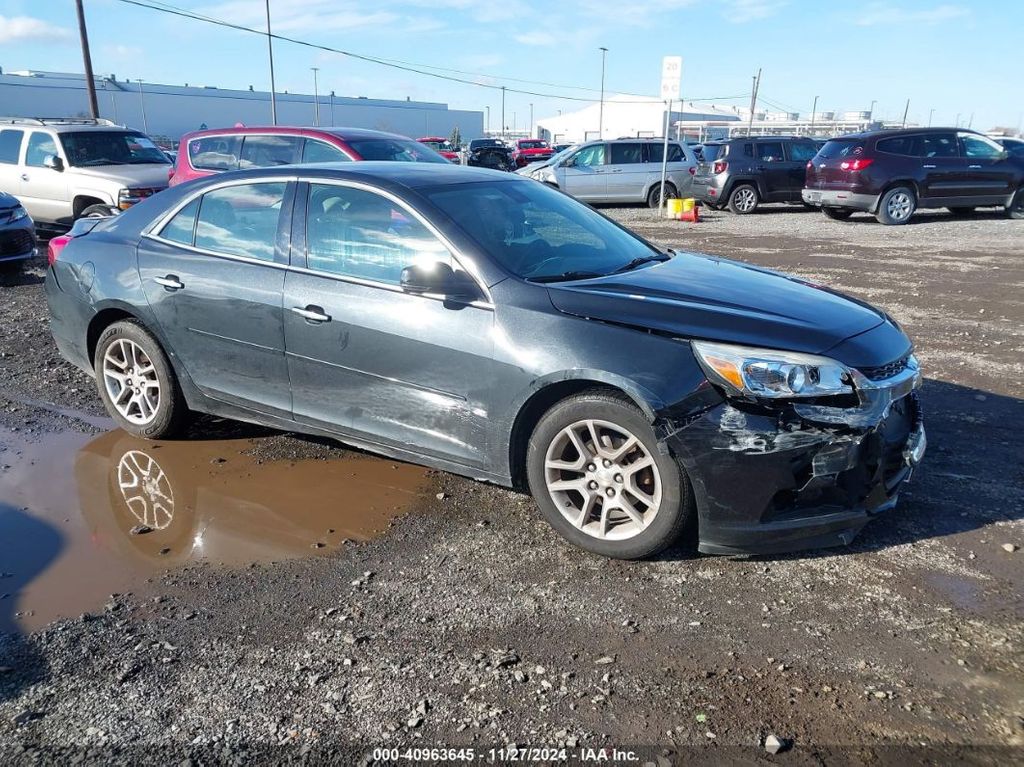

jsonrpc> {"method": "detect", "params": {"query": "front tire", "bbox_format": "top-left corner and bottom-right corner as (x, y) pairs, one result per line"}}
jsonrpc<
(94, 320), (188, 439)
(875, 186), (916, 225)
(78, 203), (117, 219)
(526, 390), (695, 559)
(727, 184), (759, 214)
(822, 207), (854, 221)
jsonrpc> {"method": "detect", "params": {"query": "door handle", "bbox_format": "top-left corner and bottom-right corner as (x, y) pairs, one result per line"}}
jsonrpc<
(923, 164), (937, 169)
(20, 174), (29, 181)
(968, 164), (982, 169)
(610, 169), (623, 173)
(154, 275), (184, 291)
(292, 305), (331, 323)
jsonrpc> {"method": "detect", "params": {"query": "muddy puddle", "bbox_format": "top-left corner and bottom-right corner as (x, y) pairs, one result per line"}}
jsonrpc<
(0, 427), (430, 633)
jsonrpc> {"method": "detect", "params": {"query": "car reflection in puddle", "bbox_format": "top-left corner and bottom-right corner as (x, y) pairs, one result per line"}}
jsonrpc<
(0, 427), (429, 632)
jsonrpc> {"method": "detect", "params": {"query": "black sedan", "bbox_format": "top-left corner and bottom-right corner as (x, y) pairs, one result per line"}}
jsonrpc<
(45, 163), (925, 559)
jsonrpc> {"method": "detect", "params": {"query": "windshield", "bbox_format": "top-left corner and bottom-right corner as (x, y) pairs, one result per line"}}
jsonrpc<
(424, 180), (662, 281)
(519, 140), (549, 149)
(60, 131), (170, 166)
(346, 138), (449, 163)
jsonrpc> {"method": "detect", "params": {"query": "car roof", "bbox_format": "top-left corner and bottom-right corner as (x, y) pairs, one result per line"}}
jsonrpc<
(183, 161), (521, 190)
(180, 125), (410, 142)
(828, 127), (981, 141)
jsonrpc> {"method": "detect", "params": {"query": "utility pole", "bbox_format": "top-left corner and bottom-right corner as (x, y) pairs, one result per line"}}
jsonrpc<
(529, 102), (533, 138)
(74, 0), (99, 119)
(501, 86), (506, 138)
(901, 98), (910, 128)
(869, 99), (877, 122)
(330, 91), (335, 125)
(746, 68), (761, 136)
(311, 67), (320, 126)
(810, 95), (819, 133)
(137, 80), (149, 133)
(598, 47), (608, 138)
(265, 0), (278, 125)
(486, 106), (490, 134)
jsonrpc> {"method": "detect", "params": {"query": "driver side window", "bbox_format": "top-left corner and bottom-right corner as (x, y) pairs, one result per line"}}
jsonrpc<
(25, 132), (58, 168)
(572, 144), (606, 168)
(959, 132), (1003, 159)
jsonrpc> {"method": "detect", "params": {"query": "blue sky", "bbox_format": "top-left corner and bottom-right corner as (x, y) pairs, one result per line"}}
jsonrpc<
(1, 0), (1021, 132)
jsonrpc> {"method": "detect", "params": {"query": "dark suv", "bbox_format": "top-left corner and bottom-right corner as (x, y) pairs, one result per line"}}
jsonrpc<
(692, 136), (820, 214)
(803, 128), (1024, 225)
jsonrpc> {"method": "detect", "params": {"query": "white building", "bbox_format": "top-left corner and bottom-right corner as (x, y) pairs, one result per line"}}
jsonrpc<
(0, 68), (483, 145)
(535, 95), (741, 144)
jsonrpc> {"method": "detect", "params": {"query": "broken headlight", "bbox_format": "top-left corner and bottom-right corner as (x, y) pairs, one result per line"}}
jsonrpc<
(691, 341), (853, 400)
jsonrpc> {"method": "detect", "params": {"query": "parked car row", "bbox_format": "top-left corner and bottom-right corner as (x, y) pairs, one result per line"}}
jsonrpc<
(687, 128), (1023, 225)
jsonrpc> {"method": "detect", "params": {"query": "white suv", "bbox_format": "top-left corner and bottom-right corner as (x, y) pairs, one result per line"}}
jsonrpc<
(0, 118), (172, 228)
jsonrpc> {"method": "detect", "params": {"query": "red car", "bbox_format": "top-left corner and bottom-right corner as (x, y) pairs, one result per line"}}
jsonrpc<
(512, 138), (554, 168)
(416, 136), (460, 162)
(169, 126), (447, 186)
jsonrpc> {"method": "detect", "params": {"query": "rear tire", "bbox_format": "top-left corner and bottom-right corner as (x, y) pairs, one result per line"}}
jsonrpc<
(822, 207), (854, 221)
(94, 320), (188, 439)
(875, 186), (916, 225)
(1006, 188), (1024, 220)
(727, 184), (759, 214)
(526, 390), (695, 559)
(948, 207), (976, 217)
(647, 182), (678, 209)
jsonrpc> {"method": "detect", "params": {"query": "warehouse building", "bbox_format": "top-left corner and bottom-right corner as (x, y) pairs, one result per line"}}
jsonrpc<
(0, 68), (483, 145)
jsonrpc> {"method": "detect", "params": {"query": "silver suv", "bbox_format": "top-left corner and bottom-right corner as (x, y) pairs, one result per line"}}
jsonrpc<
(521, 138), (696, 207)
(0, 118), (172, 227)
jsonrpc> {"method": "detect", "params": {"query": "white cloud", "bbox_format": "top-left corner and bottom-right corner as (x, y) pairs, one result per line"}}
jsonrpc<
(514, 32), (559, 47)
(0, 14), (72, 44)
(720, 0), (789, 23)
(854, 3), (970, 26)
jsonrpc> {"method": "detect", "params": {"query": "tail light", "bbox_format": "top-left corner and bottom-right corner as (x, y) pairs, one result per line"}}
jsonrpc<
(806, 160), (813, 168)
(712, 160), (728, 174)
(689, 166), (696, 175)
(840, 158), (873, 171)
(47, 234), (72, 266)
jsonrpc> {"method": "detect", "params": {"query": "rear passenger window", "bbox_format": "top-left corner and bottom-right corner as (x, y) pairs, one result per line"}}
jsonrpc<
(160, 197), (200, 245)
(301, 139), (350, 164)
(239, 135), (302, 168)
(194, 182), (286, 261)
(609, 143), (643, 164)
(756, 142), (784, 162)
(0, 129), (23, 164)
(188, 135), (242, 171)
(645, 143), (684, 163)
(916, 134), (958, 158)
(304, 184), (450, 285)
(877, 136), (917, 156)
(743, 143), (754, 158)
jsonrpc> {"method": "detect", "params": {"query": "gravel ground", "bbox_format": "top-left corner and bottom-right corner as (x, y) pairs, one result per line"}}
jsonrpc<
(1, 206), (1022, 764)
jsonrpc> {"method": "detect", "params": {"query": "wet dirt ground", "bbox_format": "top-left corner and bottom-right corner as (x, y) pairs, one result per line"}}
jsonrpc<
(0, 208), (1022, 763)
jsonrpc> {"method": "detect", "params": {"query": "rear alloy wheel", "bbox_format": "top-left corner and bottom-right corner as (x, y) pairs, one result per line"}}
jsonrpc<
(948, 207), (976, 217)
(1006, 188), (1024, 220)
(526, 390), (694, 559)
(94, 320), (188, 439)
(727, 184), (759, 214)
(822, 207), (854, 221)
(876, 186), (916, 225)
(647, 182), (678, 209)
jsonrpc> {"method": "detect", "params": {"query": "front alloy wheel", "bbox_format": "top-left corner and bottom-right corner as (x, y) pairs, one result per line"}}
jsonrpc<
(526, 390), (695, 559)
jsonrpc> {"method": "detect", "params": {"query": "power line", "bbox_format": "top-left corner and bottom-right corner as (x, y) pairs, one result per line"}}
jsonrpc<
(114, 0), (746, 106)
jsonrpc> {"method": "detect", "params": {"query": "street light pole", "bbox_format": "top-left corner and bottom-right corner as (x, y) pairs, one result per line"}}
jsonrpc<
(74, 0), (99, 119)
(501, 86), (506, 138)
(486, 106), (490, 135)
(137, 80), (149, 133)
(529, 102), (533, 138)
(810, 95), (818, 133)
(330, 91), (335, 126)
(928, 108), (935, 127)
(901, 98), (910, 128)
(265, 0), (278, 125)
(311, 67), (320, 126)
(598, 47), (608, 138)
(869, 99), (877, 122)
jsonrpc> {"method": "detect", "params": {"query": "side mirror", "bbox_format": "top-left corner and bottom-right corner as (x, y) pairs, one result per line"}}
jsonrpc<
(400, 262), (479, 301)
(43, 154), (64, 171)
(562, 155), (576, 168)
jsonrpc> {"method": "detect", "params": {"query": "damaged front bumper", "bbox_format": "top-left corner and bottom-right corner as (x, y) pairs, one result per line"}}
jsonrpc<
(664, 360), (925, 556)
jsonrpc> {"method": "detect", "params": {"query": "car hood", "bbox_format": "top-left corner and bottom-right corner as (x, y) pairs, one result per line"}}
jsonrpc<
(68, 164), (171, 188)
(545, 252), (905, 364)
(0, 191), (20, 208)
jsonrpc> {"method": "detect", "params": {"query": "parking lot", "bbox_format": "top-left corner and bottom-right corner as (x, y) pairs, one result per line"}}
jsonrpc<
(0, 203), (1021, 761)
